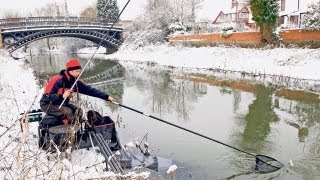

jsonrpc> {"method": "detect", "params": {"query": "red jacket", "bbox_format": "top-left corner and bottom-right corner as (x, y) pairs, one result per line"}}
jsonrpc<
(40, 70), (109, 106)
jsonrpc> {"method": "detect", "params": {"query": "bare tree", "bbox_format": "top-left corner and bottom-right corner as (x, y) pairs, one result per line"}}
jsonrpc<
(145, 0), (171, 12)
(144, 0), (204, 26)
(80, 5), (97, 18)
(169, 0), (204, 25)
(127, 0), (204, 46)
(33, 2), (66, 17)
(3, 11), (20, 18)
(188, 0), (204, 23)
(172, 0), (185, 23)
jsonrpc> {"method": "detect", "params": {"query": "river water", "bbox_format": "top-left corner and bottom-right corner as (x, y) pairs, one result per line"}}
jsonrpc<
(29, 53), (320, 180)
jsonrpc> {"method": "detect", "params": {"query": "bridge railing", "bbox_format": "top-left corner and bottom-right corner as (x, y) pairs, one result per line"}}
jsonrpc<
(0, 16), (122, 30)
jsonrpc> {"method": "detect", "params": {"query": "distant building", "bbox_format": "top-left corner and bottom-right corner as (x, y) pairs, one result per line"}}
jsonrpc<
(212, 0), (317, 30)
(277, 0), (316, 28)
(212, 0), (255, 29)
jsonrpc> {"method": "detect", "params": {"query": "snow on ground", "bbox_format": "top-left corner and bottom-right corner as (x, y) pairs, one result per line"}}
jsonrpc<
(77, 47), (107, 54)
(0, 50), (40, 120)
(99, 44), (320, 81)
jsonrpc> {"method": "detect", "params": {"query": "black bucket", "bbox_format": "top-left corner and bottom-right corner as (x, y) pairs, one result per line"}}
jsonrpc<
(48, 125), (80, 150)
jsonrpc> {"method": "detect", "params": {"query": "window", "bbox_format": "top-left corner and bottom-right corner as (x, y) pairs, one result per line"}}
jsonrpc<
(240, 12), (249, 19)
(290, 16), (298, 26)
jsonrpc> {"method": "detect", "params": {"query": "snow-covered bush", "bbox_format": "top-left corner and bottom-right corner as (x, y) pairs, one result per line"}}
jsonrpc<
(196, 23), (220, 33)
(168, 22), (187, 35)
(220, 22), (236, 32)
(220, 30), (234, 38)
(278, 23), (290, 29)
(219, 23), (236, 38)
(302, 1), (320, 30)
(122, 29), (166, 50)
(122, 5), (173, 49)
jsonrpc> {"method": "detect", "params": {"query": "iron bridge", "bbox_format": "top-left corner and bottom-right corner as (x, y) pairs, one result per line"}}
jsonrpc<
(0, 16), (123, 53)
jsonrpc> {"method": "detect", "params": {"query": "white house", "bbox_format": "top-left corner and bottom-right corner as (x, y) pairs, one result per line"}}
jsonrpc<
(277, 0), (317, 28)
(212, 0), (255, 28)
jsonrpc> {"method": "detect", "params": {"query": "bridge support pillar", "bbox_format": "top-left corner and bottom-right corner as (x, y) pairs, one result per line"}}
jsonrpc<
(0, 29), (3, 49)
(106, 47), (117, 54)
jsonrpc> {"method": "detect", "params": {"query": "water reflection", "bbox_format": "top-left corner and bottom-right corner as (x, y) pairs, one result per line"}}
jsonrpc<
(124, 67), (207, 120)
(294, 101), (320, 146)
(232, 89), (242, 113)
(294, 102), (320, 127)
(242, 85), (279, 151)
(276, 98), (320, 144)
(82, 60), (125, 82)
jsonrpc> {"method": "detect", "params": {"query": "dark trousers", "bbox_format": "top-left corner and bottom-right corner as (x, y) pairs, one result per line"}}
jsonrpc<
(40, 103), (83, 124)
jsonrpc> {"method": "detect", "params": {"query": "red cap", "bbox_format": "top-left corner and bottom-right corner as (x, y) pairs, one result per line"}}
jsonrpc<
(66, 59), (81, 71)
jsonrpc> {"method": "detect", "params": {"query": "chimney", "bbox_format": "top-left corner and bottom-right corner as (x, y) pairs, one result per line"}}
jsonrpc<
(232, 0), (237, 9)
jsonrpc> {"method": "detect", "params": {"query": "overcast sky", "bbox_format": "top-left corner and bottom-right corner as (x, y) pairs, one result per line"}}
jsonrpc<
(0, 0), (228, 21)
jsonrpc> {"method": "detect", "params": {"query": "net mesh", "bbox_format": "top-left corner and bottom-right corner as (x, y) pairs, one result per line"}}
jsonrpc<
(254, 155), (283, 173)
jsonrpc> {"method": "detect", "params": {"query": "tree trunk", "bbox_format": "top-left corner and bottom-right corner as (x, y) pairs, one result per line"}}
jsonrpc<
(261, 25), (273, 43)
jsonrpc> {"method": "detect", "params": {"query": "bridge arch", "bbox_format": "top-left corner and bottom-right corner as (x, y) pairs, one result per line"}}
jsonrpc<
(0, 17), (123, 53)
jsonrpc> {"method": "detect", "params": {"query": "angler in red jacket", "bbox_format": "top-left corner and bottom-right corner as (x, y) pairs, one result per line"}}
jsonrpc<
(40, 59), (115, 125)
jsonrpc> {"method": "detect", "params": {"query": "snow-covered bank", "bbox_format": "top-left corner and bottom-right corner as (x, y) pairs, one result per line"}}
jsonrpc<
(78, 47), (107, 54)
(100, 44), (320, 81)
(0, 50), (40, 119)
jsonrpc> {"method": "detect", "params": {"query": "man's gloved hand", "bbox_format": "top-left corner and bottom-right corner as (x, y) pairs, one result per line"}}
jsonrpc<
(63, 90), (73, 99)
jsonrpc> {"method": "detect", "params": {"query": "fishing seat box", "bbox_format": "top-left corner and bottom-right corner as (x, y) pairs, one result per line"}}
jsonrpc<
(48, 125), (80, 149)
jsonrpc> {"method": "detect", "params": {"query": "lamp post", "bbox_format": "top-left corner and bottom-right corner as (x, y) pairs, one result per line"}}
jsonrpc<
(298, 0), (301, 27)
(63, 0), (69, 27)
(235, 0), (239, 30)
(64, 0), (69, 18)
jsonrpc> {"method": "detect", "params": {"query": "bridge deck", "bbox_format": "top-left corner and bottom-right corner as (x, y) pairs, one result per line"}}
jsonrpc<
(0, 16), (123, 31)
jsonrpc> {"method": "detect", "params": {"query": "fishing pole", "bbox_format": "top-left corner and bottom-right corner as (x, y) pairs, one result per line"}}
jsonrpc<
(59, 0), (132, 109)
(113, 102), (284, 173)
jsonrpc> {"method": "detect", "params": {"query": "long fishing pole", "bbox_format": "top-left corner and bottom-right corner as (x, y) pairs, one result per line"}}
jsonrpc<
(113, 102), (284, 173)
(59, 0), (132, 109)
(115, 103), (254, 156)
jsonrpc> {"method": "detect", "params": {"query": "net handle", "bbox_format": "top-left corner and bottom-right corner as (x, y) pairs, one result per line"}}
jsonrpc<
(114, 103), (284, 172)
